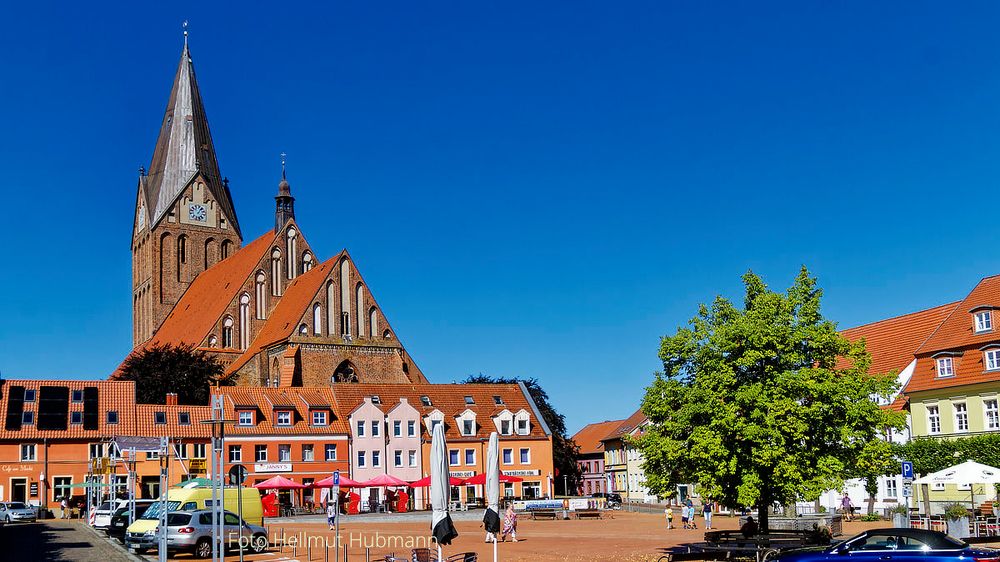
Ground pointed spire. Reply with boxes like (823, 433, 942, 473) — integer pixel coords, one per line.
(275, 152, 295, 232)
(144, 30, 242, 238)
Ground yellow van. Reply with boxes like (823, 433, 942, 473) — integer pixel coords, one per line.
(125, 486, 263, 541)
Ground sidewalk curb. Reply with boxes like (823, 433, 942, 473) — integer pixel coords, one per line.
(78, 520, 147, 562)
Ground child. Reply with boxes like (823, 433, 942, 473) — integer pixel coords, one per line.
(326, 501, 337, 530)
(688, 504, 697, 529)
(665, 506, 674, 530)
(681, 504, 690, 529)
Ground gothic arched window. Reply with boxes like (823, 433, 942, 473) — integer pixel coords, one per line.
(221, 239, 233, 259)
(303, 251, 313, 273)
(239, 293, 251, 350)
(222, 316, 234, 348)
(326, 281, 337, 334)
(286, 228, 298, 279)
(271, 249, 282, 296)
(332, 360, 359, 383)
(313, 303, 322, 335)
(369, 307, 379, 339)
(356, 284, 365, 338)
(255, 271, 267, 319)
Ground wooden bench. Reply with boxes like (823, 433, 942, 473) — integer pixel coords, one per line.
(530, 509, 559, 520)
(575, 509, 602, 519)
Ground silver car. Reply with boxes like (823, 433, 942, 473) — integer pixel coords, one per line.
(0, 501, 37, 523)
(128, 510, 268, 558)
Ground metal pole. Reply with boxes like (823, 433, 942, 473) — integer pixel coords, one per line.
(158, 437, 169, 562)
(238, 464, 244, 562)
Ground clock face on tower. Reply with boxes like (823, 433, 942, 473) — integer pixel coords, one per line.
(188, 204, 207, 222)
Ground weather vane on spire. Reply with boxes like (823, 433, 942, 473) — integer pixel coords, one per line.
(183, 20, 189, 46)
(280, 152, 287, 179)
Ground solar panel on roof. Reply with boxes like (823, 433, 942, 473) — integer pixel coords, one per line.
(83, 387, 99, 430)
(37, 386, 69, 431)
(5, 386, 24, 431)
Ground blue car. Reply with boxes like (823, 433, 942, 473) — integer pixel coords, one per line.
(780, 528, 999, 562)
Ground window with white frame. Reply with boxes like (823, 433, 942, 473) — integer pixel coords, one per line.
(976, 310, 993, 333)
(255, 445, 268, 462)
(927, 405, 941, 434)
(325, 444, 337, 461)
(986, 399, 1000, 430)
(173, 443, 187, 459)
(192, 444, 207, 459)
(21, 443, 36, 461)
(520, 448, 530, 464)
(393, 420, 402, 437)
(955, 402, 969, 432)
(276, 411, 292, 426)
(356, 420, 365, 437)
(407, 420, 416, 437)
(238, 410, 253, 426)
(302, 444, 314, 462)
(465, 449, 475, 465)
(394, 450, 403, 467)
(53, 477, 72, 502)
(229, 445, 242, 463)
(278, 444, 291, 462)
(932, 482, 946, 491)
(449, 449, 460, 466)
(987, 349, 1000, 371)
(516, 417, 529, 435)
(312, 411, 327, 426)
(462, 419, 475, 436)
(408, 450, 417, 467)
(372, 450, 380, 467)
(500, 420, 511, 435)
(371, 420, 380, 437)
(89, 443, 104, 459)
(502, 448, 513, 465)
(936, 357, 955, 377)
(357, 451, 366, 467)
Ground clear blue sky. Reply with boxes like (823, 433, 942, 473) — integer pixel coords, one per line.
(2, 1, 1000, 434)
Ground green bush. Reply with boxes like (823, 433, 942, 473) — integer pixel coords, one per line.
(944, 503, 970, 521)
(860, 514, 882, 522)
(889, 504, 909, 515)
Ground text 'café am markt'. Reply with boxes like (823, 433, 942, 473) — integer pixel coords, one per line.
(0, 36, 554, 513)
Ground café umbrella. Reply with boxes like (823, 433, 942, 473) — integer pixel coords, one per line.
(253, 475, 307, 489)
(360, 474, 410, 487)
(313, 474, 363, 488)
(463, 472, 524, 485)
(484, 431, 501, 562)
(410, 475, 466, 487)
(430, 422, 458, 558)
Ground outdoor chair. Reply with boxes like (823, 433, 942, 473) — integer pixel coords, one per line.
(412, 548, 440, 562)
(445, 553, 477, 562)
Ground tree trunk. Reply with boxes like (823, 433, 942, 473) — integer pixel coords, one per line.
(759, 490, 770, 533)
(867, 495, 875, 516)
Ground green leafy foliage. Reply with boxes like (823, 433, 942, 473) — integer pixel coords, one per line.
(895, 435, 1000, 474)
(633, 267, 905, 531)
(463, 374, 582, 495)
(117, 343, 230, 405)
(943, 503, 970, 520)
(860, 514, 882, 522)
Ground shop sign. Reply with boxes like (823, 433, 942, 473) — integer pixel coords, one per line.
(29, 483, 38, 497)
(504, 469, 541, 477)
(452, 471, 476, 478)
(0, 464, 34, 473)
(254, 463, 292, 473)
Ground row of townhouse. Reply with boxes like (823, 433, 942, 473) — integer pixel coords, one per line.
(571, 409, 661, 503)
(0, 378, 553, 511)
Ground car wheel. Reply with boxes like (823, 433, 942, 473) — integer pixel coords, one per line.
(4, 516, 9, 523)
(250, 534, 268, 554)
(195, 538, 212, 559)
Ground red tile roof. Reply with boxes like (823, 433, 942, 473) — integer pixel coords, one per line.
(0, 380, 137, 439)
(602, 409, 647, 441)
(148, 233, 276, 349)
(841, 302, 959, 376)
(571, 420, 624, 455)
(329, 383, 551, 441)
(135, 404, 212, 439)
(917, 276, 1000, 355)
(213, 386, 349, 435)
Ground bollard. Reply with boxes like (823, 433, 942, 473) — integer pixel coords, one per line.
(293, 544, 297, 558)
(365, 547, 369, 562)
(325, 543, 329, 562)
(308, 541, 312, 561)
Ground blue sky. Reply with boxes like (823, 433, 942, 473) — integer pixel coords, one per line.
(2, 1, 1000, 434)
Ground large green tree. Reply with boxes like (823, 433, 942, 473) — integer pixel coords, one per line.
(633, 268, 904, 531)
(117, 343, 231, 405)
(464, 374, 582, 495)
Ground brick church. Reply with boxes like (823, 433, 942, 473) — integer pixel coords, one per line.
(123, 38, 427, 388)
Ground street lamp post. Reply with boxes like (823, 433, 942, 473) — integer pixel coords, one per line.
(201, 395, 236, 562)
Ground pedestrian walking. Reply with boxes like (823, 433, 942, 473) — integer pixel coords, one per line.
(689, 504, 697, 529)
(501, 504, 518, 542)
(703, 500, 714, 529)
(326, 501, 337, 530)
(60, 497, 68, 519)
(681, 504, 690, 529)
(841, 493, 853, 522)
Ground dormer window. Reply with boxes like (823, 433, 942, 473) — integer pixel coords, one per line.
(500, 419, 512, 435)
(178, 412, 191, 425)
(936, 356, 955, 378)
(312, 411, 328, 426)
(986, 349, 1000, 371)
(464, 396, 475, 405)
(462, 419, 475, 436)
(420, 396, 432, 407)
(276, 411, 292, 426)
(72, 390, 83, 403)
(153, 411, 166, 425)
(976, 311, 994, 333)
(238, 410, 254, 426)
(517, 418, 529, 435)
(24, 389, 36, 402)
(371, 395, 381, 405)
(493, 396, 504, 406)
(71, 412, 83, 425)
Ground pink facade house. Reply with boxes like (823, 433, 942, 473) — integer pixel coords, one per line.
(347, 396, 387, 508)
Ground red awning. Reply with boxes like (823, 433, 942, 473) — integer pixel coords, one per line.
(359, 474, 410, 487)
(253, 475, 307, 490)
(462, 472, 524, 485)
(313, 474, 364, 488)
(409, 475, 466, 487)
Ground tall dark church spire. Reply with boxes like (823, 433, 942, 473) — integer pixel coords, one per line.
(144, 32, 241, 238)
(275, 152, 296, 232)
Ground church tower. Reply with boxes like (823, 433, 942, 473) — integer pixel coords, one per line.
(131, 36, 242, 347)
(274, 155, 295, 232)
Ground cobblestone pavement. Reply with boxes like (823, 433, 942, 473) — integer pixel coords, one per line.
(1, 519, 138, 561)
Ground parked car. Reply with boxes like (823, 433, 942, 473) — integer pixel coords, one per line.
(778, 528, 999, 562)
(126, 509, 268, 557)
(106, 500, 155, 543)
(90, 498, 129, 529)
(0, 502, 37, 523)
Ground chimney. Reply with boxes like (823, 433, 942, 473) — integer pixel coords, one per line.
(166, 393, 178, 406)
